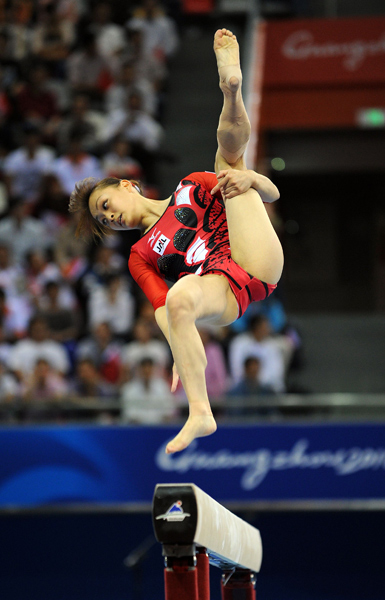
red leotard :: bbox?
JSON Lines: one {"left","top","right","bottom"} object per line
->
{"left": 128, "top": 172, "right": 276, "bottom": 318}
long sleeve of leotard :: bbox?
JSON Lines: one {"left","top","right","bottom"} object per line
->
{"left": 128, "top": 249, "right": 169, "bottom": 310}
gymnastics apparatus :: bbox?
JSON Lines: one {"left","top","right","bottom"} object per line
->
{"left": 152, "top": 483, "right": 262, "bottom": 600}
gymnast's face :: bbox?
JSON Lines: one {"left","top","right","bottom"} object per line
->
{"left": 89, "top": 180, "right": 141, "bottom": 231}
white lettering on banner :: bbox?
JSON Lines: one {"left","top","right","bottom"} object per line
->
{"left": 153, "top": 234, "right": 170, "bottom": 256}
{"left": 282, "top": 30, "right": 385, "bottom": 71}
{"left": 155, "top": 439, "right": 385, "bottom": 490}
{"left": 186, "top": 237, "right": 208, "bottom": 265}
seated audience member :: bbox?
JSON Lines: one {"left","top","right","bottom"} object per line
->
{"left": 103, "top": 90, "right": 163, "bottom": 151}
{"left": 0, "top": 242, "right": 26, "bottom": 298}
{"left": 126, "top": 0, "right": 179, "bottom": 67}
{"left": 120, "top": 356, "right": 176, "bottom": 424}
{"left": 15, "top": 64, "right": 60, "bottom": 135}
{"left": 86, "top": 1, "right": 126, "bottom": 68}
{"left": 228, "top": 315, "right": 289, "bottom": 393}
{"left": 102, "top": 90, "right": 163, "bottom": 183}
{"left": 25, "top": 248, "right": 67, "bottom": 305}
{"left": 35, "top": 280, "right": 81, "bottom": 344}
{"left": 71, "top": 357, "right": 115, "bottom": 398}
{"left": 101, "top": 137, "right": 143, "bottom": 180}
{"left": 198, "top": 326, "right": 229, "bottom": 400}
{"left": 35, "top": 174, "right": 71, "bottom": 230}
{"left": 0, "top": 358, "right": 20, "bottom": 403}
{"left": 81, "top": 242, "right": 126, "bottom": 294}
{"left": 105, "top": 59, "right": 156, "bottom": 117}
{"left": 0, "top": 286, "right": 32, "bottom": 341}
{"left": 227, "top": 356, "right": 275, "bottom": 417}
{"left": 51, "top": 130, "right": 104, "bottom": 196}
{"left": 3, "top": 125, "right": 55, "bottom": 205}
{"left": 22, "top": 357, "right": 68, "bottom": 401}
{"left": 31, "top": 3, "right": 74, "bottom": 77}
{"left": 125, "top": 25, "right": 167, "bottom": 92}
{"left": 54, "top": 212, "right": 89, "bottom": 284}
{"left": 87, "top": 272, "right": 135, "bottom": 338}
{"left": 76, "top": 321, "right": 123, "bottom": 386}
{"left": 122, "top": 318, "right": 171, "bottom": 376}
{"left": 8, "top": 315, "right": 70, "bottom": 385}
{"left": 57, "top": 93, "right": 106, "bottom": 155}
{"left": 0, "top": 3, "right": 30, "bottom": 64}
{"left": 66, "top": 32, "right": 111, "bottom": 101}
{"left": 0, "top": 198, "right": 53, "bottom": 265}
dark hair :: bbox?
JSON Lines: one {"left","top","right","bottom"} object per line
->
{"left": 244, "top": 356, "right": 261, "bottom": 369}
{"left": 68, "top": 177, "right": 142, "bottom": 240}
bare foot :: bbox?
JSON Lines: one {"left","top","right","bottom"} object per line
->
{"left": 213, "top": 28, "right": 242, "bottom": 94}
{"left": 165, "top": 415, "right": 217, "bottom": 454}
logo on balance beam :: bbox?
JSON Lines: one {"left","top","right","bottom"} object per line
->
{"left": 155, "top": 500, "right": 191, "bottom": 522}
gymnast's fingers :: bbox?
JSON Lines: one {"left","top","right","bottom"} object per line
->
{"left": 211, "top": 170, "right": 229, "bottom": 194}
{"left": 171, "top": 363, "right": 179, "bottom": 393}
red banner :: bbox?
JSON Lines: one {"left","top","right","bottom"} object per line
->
{"left": 264, "top": 16, "right": 385, "bottom": 87}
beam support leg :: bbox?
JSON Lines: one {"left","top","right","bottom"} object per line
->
{"left": 196, "top": 547, "right": 210, "bottom": 600}
{"left": 221, "top": 569, "right": 256, "bottom": 600}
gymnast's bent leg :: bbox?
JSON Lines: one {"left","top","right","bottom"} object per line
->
{"left": 165, "top": 273, "right": 238, "bottom": 455}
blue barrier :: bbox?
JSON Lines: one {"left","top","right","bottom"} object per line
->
{"left": 1, "top": 422, "right": 384, "bottom": 508}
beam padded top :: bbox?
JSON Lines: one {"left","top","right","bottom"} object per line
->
{"left": 152, "top": 483, "right": 262, "bottom": 572}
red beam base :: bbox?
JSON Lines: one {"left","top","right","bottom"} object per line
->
{"left": 221, "top": 569, "right": 256, "bottom": 600}
{"left": 164, "top": 558, "right": 198, "bottom": 600}
{"left": 196, "top": 547, "right": 210, "bottom": 600}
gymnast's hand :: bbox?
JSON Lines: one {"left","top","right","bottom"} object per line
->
{"left": 211, "top": 169, "right": 256, "bottom": 199}
{"left": 211, "top": 169, "right": 280, "bottom": 203}
{"left": 171, "top": 362, "right": 179, "bottom": 393}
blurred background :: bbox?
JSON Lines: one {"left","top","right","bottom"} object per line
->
{"left": 0, "top": 0, "right": 385, "bottom": 599}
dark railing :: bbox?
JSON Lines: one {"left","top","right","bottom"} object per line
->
{"left": 1, "top": 394, "right": 385, "bottom": 424}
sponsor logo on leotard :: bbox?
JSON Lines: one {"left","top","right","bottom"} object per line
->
{"left": 155, "top": 500, "right": 191, "bottom": 522}
{"left": 153, "top": 232, "right": 170, "bottom": 256}
{"left": 186, "top": 237, "right": 208, "bottom": 265}
{"left": 175, "top": 185, "right": 192, "bottom": 206}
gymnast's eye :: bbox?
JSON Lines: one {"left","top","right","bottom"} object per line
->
{"left": 102, "top": 200, "right": 108, "bottom": 210}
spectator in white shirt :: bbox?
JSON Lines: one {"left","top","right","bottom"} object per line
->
{"left": 0, "top": 198, "right": 53, "bottom": 265}
{"left": 126, "top": 0, "right": 179, "bottom": 65}
{"left": 122, "top": 318, "right": 171, "bottom": 375}
{"left": 51, "top": 131, "right": 104, "bottom": 196}
{"left": 87, "top": 2, "right": 126, "bottom": 66}
{"left": 88, "top": 272, "right": 135, "bottom": 337}
{"left": 0, "top": 243, "right": 26, "bottom": 298}
{"left": 120, "top": 357, "right": 176, "bottom": 424}
{"left": 105, "top": 59, "right": 157, "bottom": 117}
{"left": 228, "top": 315, "right": 289, "bottom": 393}
{"left": 8, "top": 315, "right": 70, "bottom": 384}
{"left": 0, "top": 286, "right": 32, "bottom": 342}
{"left": 103, "top": 91, "right": 163, "bottom": 152}
{"left": 3, "top": 126, "right": 55, "bottom": 204}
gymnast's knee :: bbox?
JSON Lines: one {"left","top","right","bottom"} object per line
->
{"left": 166, "top": 285, "right": 199, "bottom": 325}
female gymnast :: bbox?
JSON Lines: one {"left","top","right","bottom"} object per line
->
{"left": 69, "top": 29, "right": 284, "bottom": 454}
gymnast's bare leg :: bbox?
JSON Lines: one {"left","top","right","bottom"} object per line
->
{"left": 164, "top": 29, "right": 283, "bottom": 455}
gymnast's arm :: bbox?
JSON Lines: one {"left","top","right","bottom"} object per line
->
{"left": 210, "top": 168, "right": 280, "bottom": 202}
{"left": 128, "top": 250, "right": 180, "bottom": 390}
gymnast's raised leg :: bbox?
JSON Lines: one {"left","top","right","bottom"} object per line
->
{"left": 214, "top": 29, "right": 283, "bottom": 284}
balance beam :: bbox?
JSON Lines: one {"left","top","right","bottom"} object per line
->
{"left": 152, "top": 483, "right": 262, "bottom": 600}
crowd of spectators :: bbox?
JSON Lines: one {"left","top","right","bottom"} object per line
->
{"left": 0, "top": 0, "right": 302, "bottom": 425}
